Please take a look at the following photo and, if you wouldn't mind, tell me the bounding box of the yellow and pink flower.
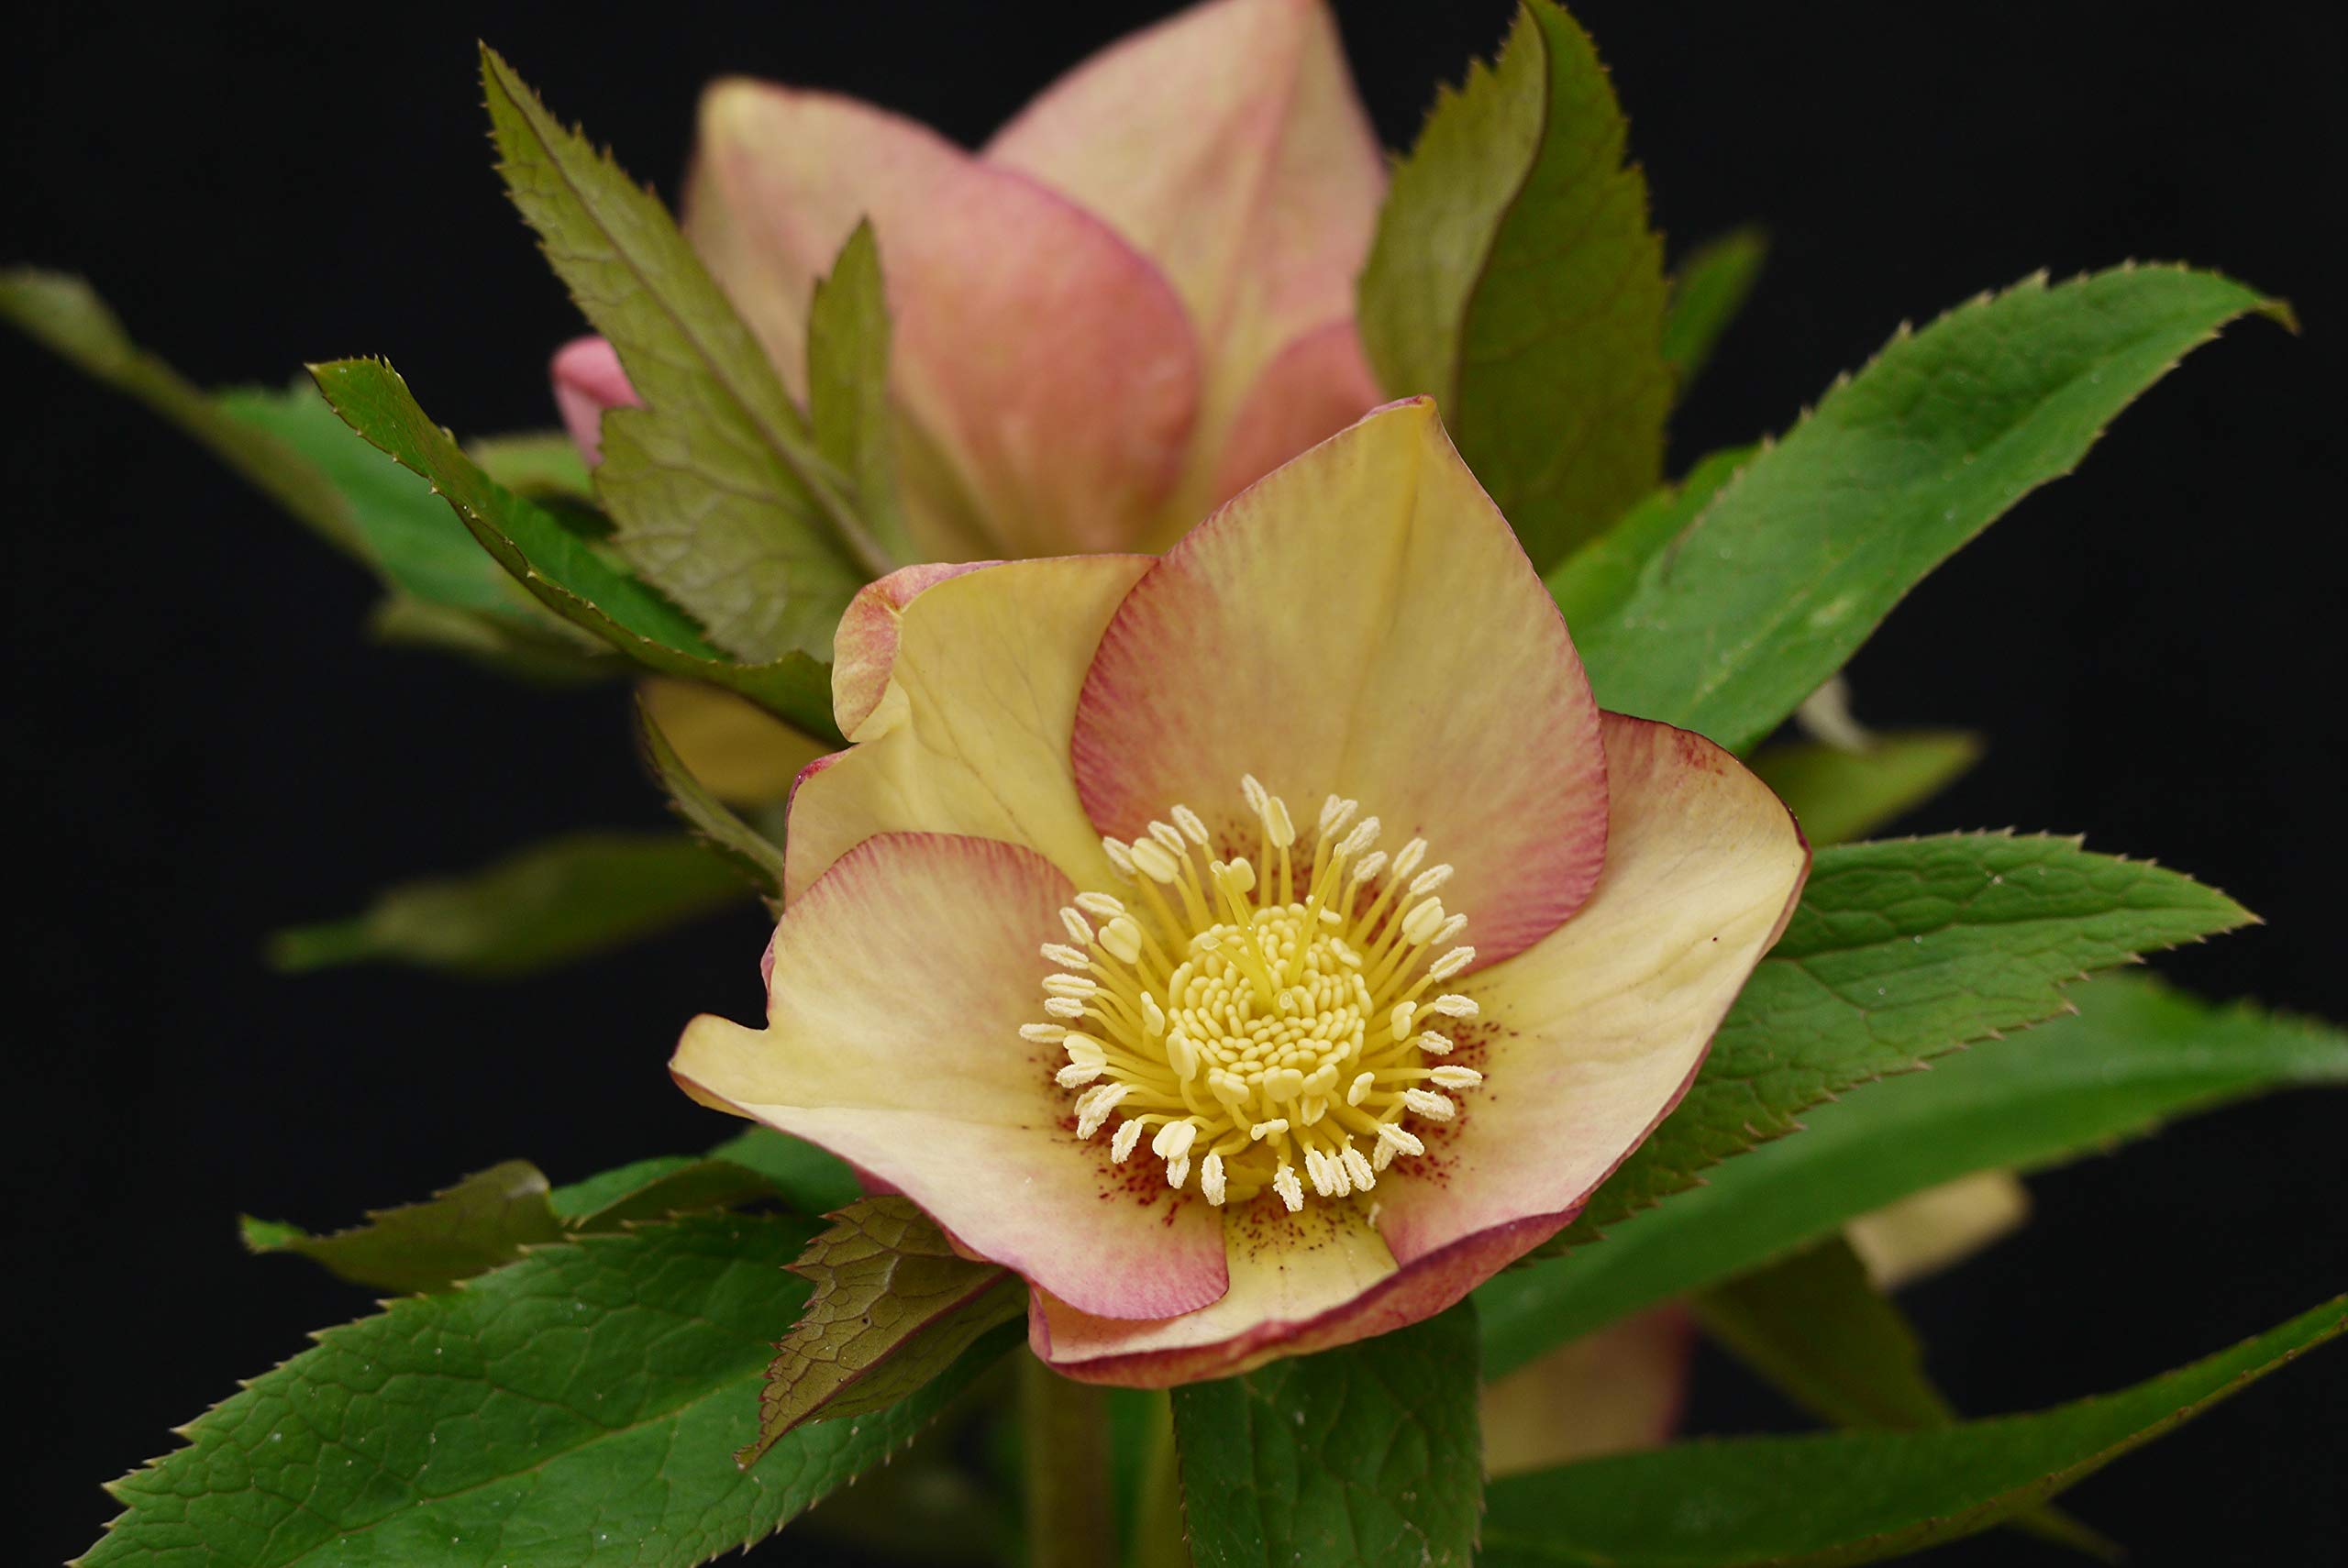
[554,0,1387,560]
[670,401,1811,1385]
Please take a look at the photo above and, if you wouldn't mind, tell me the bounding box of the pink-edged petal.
[549,335,639,466]
[685,81,1201,559]
[984,0,1384,460]
[672,831,1226,1320]
[1031,1202,1565,1387]
[830,560,994,741]
[1480,1309,1693,1477]
[1205,316,1384,513]
[1072,398,1609,967]
[787,554,1153,902]
[1369,712,1811,1270]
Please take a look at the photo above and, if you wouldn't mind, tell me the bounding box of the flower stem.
[1020,1353,1115,1568]
[1132,1389,1191,1568]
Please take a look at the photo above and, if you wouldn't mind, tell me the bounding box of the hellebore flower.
[553,0,1387,558]
[670,402,1811,1386]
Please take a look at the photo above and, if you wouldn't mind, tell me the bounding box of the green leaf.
[1358,1,1669,567]
[741,1198,1024,1467]
[1479,1295,2345,1567]
[467,429,596,502]
[1694,1238,2121,1563]
[1662,226,1768,399]
[1547,444,1752,632]
[637,691,790,903]
[481,46,894,666]
[1750,730,1984,845]
[1485,836,2255,1370]
[1570,265,2288,753]
[239,1161,563,1295]
[267,828,751,979]
[552,1156,784,1233]
[807,222,913,564]
[309,355,843,739]
[83,1215,1006,1567]
[706,1126,865,1218]
[1171,1301,1481,1568]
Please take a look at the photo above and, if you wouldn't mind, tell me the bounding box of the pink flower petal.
[686,82,1201,559]
[985,0,1385,531]
[1071,398,1610,968]
[1207,315,1384,510]
[673,831,1228,1320]
[1481,1309,1694,1476]
[548,335,639,466]
[1368,712,1811,1271]
[830,560,994,742]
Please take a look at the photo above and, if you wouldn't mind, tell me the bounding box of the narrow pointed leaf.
[310,355,842,738]
[551,1156,785,1233]
[637,692,791,903]
[1359,0,1669,567]
[1479,1297,2344,1567]
[1572,265,2289,753]
[1694,1238,2121,1563]
[481,46,892,663]
[239,1161,562,1295]
[266,828,750,979]
[1750,730,1985,845]
[1490,837,2257,1365]
[1662,226,1768,397]
[740,1198,1024,1467]
[81,1215,1002,1567]
[806,221,912,562]
[1546,444,1752,630]
[1171,1301,1482,1568]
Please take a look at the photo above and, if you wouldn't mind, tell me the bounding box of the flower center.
[1024,775,1484,1210]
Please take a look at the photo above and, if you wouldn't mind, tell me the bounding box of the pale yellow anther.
[1102,836,1137,879]
[1376,1122,1425,1157]
[1347,1071,1376,1105]
[1429,1066,1484,1089]
[1166,1154,1192,1189]
[1129,837,1181,883]
[1408,864,1456,899]
[1391,838,1428,878]
[1057,1061,1104,1088]
[1111,1118,1146,1162]
[1168,1032,1201,1078]
[1261,794,1296,848]
[1329,937,1363,967]
[1416,1031,1455,1055]
[1060,908,1094,945]
[1042,973,1096,999]
[1044,996,1088,1020]
[1427,994,1479,1020]
[1216,856,1257,896]
[1076,1083,1130,1138]
[1300,1095,1329,1125]
[1403,1088,1456,1121]
[1042,943,1090,969]
[1432,913,1469,948]
[1273,1163,1304,1212]
[1249,1118,1290,1142]
[1342,1146,1378,1190]
[1303,1149,1333,1197]
[1075,891,1126,920]
[1339,817,1382,857]
[1171,805,1210,845]
[1426,946,1476,981]
[1319,795,1357,836]
[1020,1021,1068,1043]
[1348,851,1388,887]
[1147,822,1187,858]
[1140,994,1168,1037]
[1201,1153,1228,1206]
[1401,898,1448,946]
[1373,1138,1397,1172]
[1101,917,1145,965]
[1389,1001,1417,1042]
[1152,1121,1198,1162]
[1063,1036,1108,1067]
[1241,774,1268,814]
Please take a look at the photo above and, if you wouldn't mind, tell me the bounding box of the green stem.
[1020,1353,1116,1568]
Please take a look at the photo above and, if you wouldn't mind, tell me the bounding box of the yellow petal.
[785,555,1153,901]
[1846,1170,2031,1290]
[673,832,1227,1320]
[1371,712,1810,1267]
[1073,398,1609,966]
[639,678,829,809]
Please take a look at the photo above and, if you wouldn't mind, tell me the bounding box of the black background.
[8,3,2342,1563]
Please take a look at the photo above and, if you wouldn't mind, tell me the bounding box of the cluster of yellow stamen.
[1023,775,1484,1210]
